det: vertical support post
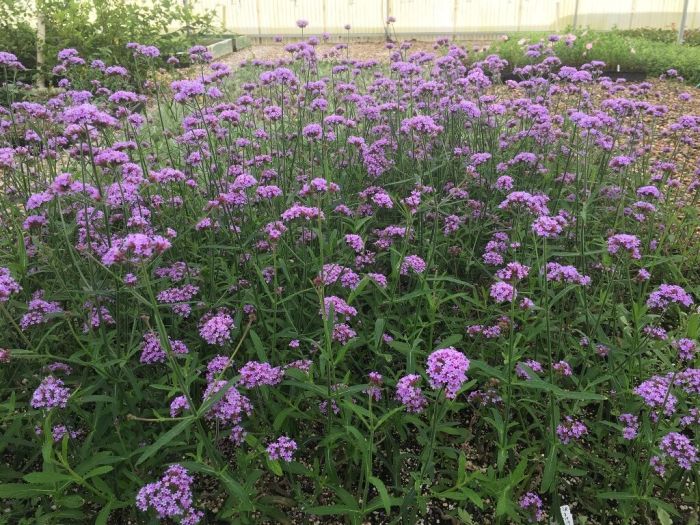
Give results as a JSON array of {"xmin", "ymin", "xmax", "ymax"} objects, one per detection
[
  {"xmin": 452, "ymin": 0, "xmax": 458, "ymax": 39},
  {"xmin": 629, "ymin": 0, "xmax": 635, "ymax": 29},
  {"xmin": 384, "ymin": 0, "xmax": 393, "ymax": 41},
  {"xmin": 36, "ymin": 0, "xmax": 46, "ymax": 88},
  {"xmin": 255, "ymin": 0, "xmax": 262, "ymax": 42},
  {"xmin": 183, "ymin": 0, "xmax": 191, "ymax": 37},
  {"xmin": 572, "ymin": 0, "xmax": 580, "ymax": 30},
  {"xmin": 679, "ymin": 0, "xmax": 690, "ymax": 44}
]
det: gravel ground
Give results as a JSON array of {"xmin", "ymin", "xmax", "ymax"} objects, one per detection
[{"xmin": 221, "ymin": 40, "xmax": 477, "ymax": 66}]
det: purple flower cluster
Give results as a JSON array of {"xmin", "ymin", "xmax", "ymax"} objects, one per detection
[
  {"xmin": 646, "ymin": 284, "xmax": 694, "ymax": 310},
  {"xmin": 545, "ymin": 262, "xmax": 591, "ymax": 285},
  {"xmin": 519, "ymin": 492, "xmax": 545, "ymax": 522},
  {"xmin": 31, "ymin": 376, "xmax": 70, "ymax": 409},
  {"xmin": 0, "ymin": 267, "xmax": 21, "ymax": 302},
  {"xmin": 490, "ymin": 281, "xmax": 517, "ymax": 303},
  {"xmin": 619, "ymin": 413, "xmax": 639, "ymax": 440},
  {"xmin": 136, "ymin": 464, "xmax": 203, "ymax": 525},
  {"xmin": 400, "ymin": 254, "xmax": 426, "ymax": 275},
  {"xmin": 140, "ymin": 331, "xmax": 189, "ymax": 364},
  {"xmin": 607, "ymin": 233, "xmax": 642, "ymax": 259},
  {"xmin": 20, "ymin": 290, "xmax": 63, "ymax": 329},
  {"xmin": 425, "ymin": 347, "xmax": 470, "ymax": 399},
  {"xmin": 266, "ymin": 435, "xmax": 298, "ymax": 462},
  {"xmin": 199, "ymin": 310, "xmax": 235, "ymax": 346},
  {"xmin": 395, "ymin": 374, "xmax": 428, "ymax": 413},
  {"xmin": 556, "ymin": 416, "xmax": 588, "ymax": 444},
  {"xmin": 238, "ymin": 361, "xmax": 284, "ymax": 388},
  {"xmin": 202, "ymin": 380, "xmax": 253, "ymax": 425},
  {"xmin": 659, "ymin": 432, "xmax": 698, "ymax": 470}
]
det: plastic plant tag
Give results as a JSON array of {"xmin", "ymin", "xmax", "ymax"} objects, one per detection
[{"xmin": 560, "ymin": 505, "xmax": 574, "ymax": 525}]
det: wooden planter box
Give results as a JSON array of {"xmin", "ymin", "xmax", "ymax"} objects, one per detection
[{"xmin": 201, "ymin": 34, "xmax": 251, "ymax": 58}]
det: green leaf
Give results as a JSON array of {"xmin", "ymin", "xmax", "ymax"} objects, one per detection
[
  {"xmin": 266, "ymin": 458, "xmax": 283, "ymax": 477},
  {"xmin": 541, "ymin": 445, "xmax": 558, "ymax": 492},
  {"xmin": 249, "ymin": 329, "xmax": 267, "ymax": 361},
  {"xmin": 657, "ymin": 508, "xmax": 673, "ymax": 525},
  {"xmin": 84, "ymin": 465, "xmax": 114, "ymax": 480},
  {"xmin": 95, "ymin": 508, "xmax": 110, "ymax": 525},
  {"xmin": 305, "ymin": 505, "xmax": 361, "ymax": 516},
  {"xmin": 373, "ymin": 318, "xmax": 386, "ymax": 349},
  {"xmin": 457, "ymin": 452, "xmax": 467, "ymax": 485},
  {"xmin": 135, "ymin": 419, "xmax": 191, "ymax": 466},
  {"xmin": 0, "ymin": 483, "xmax": 53, "ymax": 498},
  {"xmin": 369, "ymin": 476, "xmax": 392, "ymax": 513},
  {"xmin": 23, "ymin": 471, "xmax": 73, "ymax": 484},
  {"xmin": 58, "ymin": 495, "xmax": 84, "ymax": 508}
]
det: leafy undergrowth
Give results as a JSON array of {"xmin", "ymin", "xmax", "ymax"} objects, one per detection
[
  {"xmin": 0, "ymin": 21, "xmax": 699, "ymax": 525},
  {"xmin": 481, "ymin": 29, "xmax": 700, "ymax": 86}
]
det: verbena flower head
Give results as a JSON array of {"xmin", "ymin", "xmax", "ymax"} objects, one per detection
[
  {"xmin": 519, "ymin": 492, "xmax": 545, "ymax": 522},
  {"xmin": 673, "ymin": 338, "xmax": 697, "ymax": 361},
  {"xmin": 321, "ymin": 296, "xmax": 357, "ymax": 320},
  {"xmin": 0, "ymin": 267, "xmax": 21, "ymax": 302},
  {"xmin": 646, "ymin": 284, "xmax": 694, "ymax": 310},
  {"xmin": 634, "ymin": 374, "xmax": 677, "ymax": 416},
  {"xmin": 490, "ymin": 281, "xmax": 517, "ymax": 303},
  {"xmin": 556, "ymin": 416, "xmax": 587, "ymax": 444},
  {"xmin": 31, "ymin": 376, "xmax": 70, "ymax": 409},
  {"xmin": 400, "ymin": 255, "xmax": 426, "ymax": 275},
  {"xmin": 607, "ymin": 233, "xmax": 642, "ymax": 259},
  {"xmin": 426, "ymin": 347, "xmax": 470, "ymax": 399},
  {"xmin": 238, "ymin": 361, "xmax": 284, "ymax": 388},
  {"xmin": 619, "ymin": 413, "xmax": 639, "ymax": 440},
  {"xmin": 202, "ymin": 380, "xmax": 253, "ymax": 424},
  {"xmin": 199, "ymin": 310, "xmax": 235, "ymax": 346},
  {"xmin": 396, "ymin": 374, "xmax": 427, "ymax": 413},
  {"xmin": 140, "ymin": 331, "xmax": 189, "ymax": 364},
  {"xmin": 266, "ymin": 435, "xmax": 297, "ymax": 461},
  {"xmin": 136, "ymin": 464, "xmax": 203, "ymax": 524},
  {"xmin": 659, "ymin": 432, "xmax": 698, "ymax": 470}
]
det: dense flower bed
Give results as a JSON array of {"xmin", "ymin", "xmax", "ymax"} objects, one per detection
[{"xmin": 0, "ymin": 21, "xmax": 698, "ymax": 524}]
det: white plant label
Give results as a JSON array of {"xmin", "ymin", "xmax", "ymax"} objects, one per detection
[{"xmin": 560, "ymin": 505, "xmax": 574, "ymax": 525}]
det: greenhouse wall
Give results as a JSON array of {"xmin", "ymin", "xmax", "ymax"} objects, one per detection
[{"xmin": 176, "ymin": 0, "xmax": 700, "ymax": 37}]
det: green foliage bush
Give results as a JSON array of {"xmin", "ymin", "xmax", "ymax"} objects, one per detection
[
  {"xmin": 618, "ymin": 27, "xmax": 700, "ymax": 46},
  {"xmin": 0, "ymin": 0, "xmax": 215, "ymax": 84},
  {"xmin": 481, "ymin": 29, "xmax": 700, "ymax": 85}
]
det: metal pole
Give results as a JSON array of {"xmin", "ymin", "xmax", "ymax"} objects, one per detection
[
  {"xmin": 572, "ymin": 0, "xmax": 580, "ymax": 30},
  {"xmin": 678, "ymin": 0, "xmax": 690, "ymax": 44},
  {"xmin": 36, "ymin": 0, "xmax": 46, "ymax": 87}
]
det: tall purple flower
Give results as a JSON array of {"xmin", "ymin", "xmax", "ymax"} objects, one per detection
[
  {"xmin": 31, "ymin": 376, "xmax": 70, "ymax": 409},
  {"xmin": 646, "ymin": 284, "xmax": 694, "ymax": 310},
  {"xmin": 607, "ymin": 233, "xmax": 642, "ymax": 259},
  {"xmin": 0, "ymin": 267, "xmax": 21, "ymax": 302},
  {"xmin": 238, "ymin": 361, "xmax": 284, "ymax": 388},
  {"xmin": 519, "ymin": 492, "xmax": 545, "ymax": 522},
  {"xmin": 400, "ymin": 255, "xmax": 426, "ymax": 275},
  {"xmin": 266, "ymin": 435, "xmax": 297, "ymax": 462},
  {"xmin": 396, "ymin": 374, "xmax": 428, "ymax": 413},
  {"xmin": 659, "ymin": 432, "xmax": 698, "ymax": 470},
  {"xmin": 556, "ymin": 416, "xmax": 587, "ymax": 444},
  {"xmin": 199, "ymin": 310, "xmax": 235, "ymax": 346},
  {"xmin": 426, "ymin": 347, "xmax": 470, "ymax": 399},
  {"xmin": 136, "ymin": 464, "xmax": 203, "ymax": 525},
  {"xmin": 490, "ymin": 281, "xmax": 517, "ymax": 303}
]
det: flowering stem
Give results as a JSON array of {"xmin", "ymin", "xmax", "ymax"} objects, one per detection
[
  {"xmin": 419, "ymin": 389, "xmax": 446, "ymax": 485},
  {"xmin": 0, "ymin": 302, "xmax": 31, "ymax": 347},
  {"xmin": 499, "ymin": 280, "xmax": 518, "ymax": 472}
]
